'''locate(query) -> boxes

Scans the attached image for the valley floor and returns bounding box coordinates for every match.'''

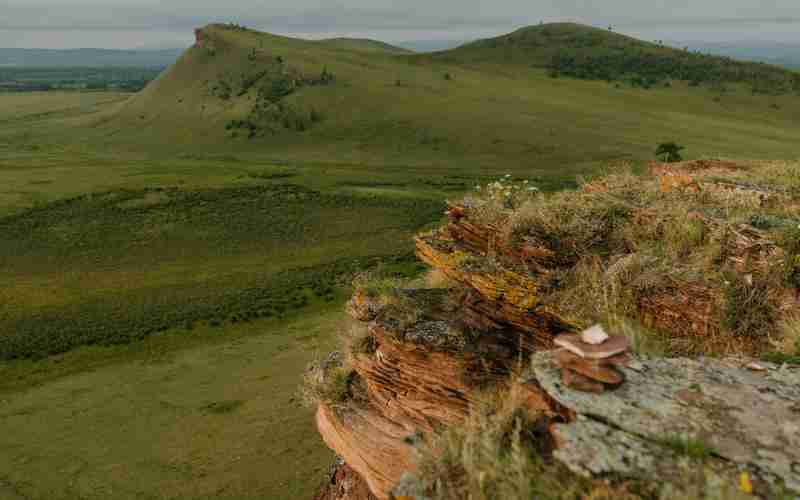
[0,307,342,500]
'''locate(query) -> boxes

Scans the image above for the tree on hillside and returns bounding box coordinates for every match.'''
[655,142,685,163]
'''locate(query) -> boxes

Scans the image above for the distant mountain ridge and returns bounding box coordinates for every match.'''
[0,48,183,67]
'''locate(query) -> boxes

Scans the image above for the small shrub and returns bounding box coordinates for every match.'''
[655,142,685,163]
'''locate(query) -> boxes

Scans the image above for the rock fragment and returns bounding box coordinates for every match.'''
[554,334,630,360]
[554,350,625,386]
[580,324,609,345]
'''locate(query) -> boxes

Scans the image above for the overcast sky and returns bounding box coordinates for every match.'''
[3,0,800,49]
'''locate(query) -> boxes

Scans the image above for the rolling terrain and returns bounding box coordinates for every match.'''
[0,21,799,500]
[89,23,800,172]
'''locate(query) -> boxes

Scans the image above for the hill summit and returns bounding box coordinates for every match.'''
[432,22,800,91]
[100,22,800,171]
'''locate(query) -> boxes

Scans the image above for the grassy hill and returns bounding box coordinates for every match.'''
[430,23,800,93]
[94,22,800,175]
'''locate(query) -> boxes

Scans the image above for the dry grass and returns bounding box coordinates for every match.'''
[766,314,800,364]
[300,351,366,410]
[421,269,457,289]
[603,314,669,357]
[413,385,764,500]
[414,391,594,500]
[461,161,800,356]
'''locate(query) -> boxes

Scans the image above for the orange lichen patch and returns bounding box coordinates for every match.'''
[415,233,541,306]
[659,172,701,193]
[347,290,380,322]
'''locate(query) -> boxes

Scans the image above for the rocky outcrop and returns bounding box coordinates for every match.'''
[313,288,561,499]
[311,161,800,499]
[534,354,800,497]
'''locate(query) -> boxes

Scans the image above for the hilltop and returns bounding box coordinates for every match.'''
[428,23,800,92]
[95,22,800,177]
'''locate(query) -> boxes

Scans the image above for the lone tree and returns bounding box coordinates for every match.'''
[656,142,685,163]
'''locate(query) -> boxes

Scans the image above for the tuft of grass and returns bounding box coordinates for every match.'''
[763,314,800,364]
[341,323,378,356]
[415,392,585,500]
[603,314,668,357]
[503,189,631,264]
[414,390,645,500]
[352,269,406,304]
[721,271,779,339]
[659,434,713,461]
[300,352,367,411]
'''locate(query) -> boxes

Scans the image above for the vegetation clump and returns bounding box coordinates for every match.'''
[414,393,638,500]
[655,141,685,163]
[301,352,366,410]
[460,160,800,355]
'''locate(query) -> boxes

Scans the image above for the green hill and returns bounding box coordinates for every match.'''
[428,23,800,93]
[98,22,799,174]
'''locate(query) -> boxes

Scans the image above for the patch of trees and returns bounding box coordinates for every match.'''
[223,23,250,31]
[548,51,800,94]
[213,63,335,138]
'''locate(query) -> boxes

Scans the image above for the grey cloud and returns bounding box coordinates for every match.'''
[4,0,800,48]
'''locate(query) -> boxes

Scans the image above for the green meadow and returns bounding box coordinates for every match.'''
[1,21,799,499]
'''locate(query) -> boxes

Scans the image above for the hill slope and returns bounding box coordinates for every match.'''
[317,38,412,54]
[428,23,800,92]
[99,23,800,176]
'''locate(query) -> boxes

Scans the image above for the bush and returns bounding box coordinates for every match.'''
[655,142,684,162]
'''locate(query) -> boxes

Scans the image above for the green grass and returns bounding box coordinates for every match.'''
[659,435,714,461]
[0,304,347,500]
[19,23,793,178]
[1,23,800,498]
[0,179,439,359]
[430,23,799,93]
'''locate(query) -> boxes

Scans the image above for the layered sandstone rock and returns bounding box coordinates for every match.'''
[311,160,800,499]
[313,288,560,499]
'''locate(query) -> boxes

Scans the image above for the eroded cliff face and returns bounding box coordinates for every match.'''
[311,160,800,500]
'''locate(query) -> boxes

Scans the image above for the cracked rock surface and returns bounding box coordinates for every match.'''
[532,353,800,495]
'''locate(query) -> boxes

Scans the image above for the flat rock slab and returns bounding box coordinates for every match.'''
[531,354,800,495]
